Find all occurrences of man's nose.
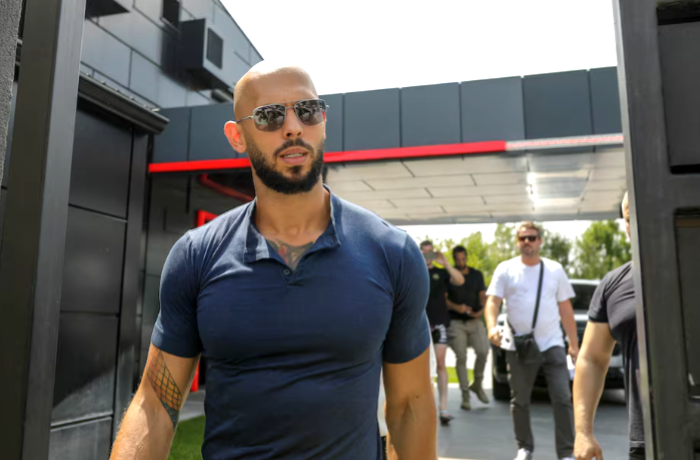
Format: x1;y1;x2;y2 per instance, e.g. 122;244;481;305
281;106;303;139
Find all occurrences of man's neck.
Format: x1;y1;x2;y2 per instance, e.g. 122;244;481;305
520;254;541;267
458;266;469;274
254;181;330;240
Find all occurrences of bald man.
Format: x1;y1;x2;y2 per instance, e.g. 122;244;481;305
110;63;437;460
573;192;645;460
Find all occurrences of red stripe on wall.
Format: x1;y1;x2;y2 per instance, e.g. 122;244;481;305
148;140;507;173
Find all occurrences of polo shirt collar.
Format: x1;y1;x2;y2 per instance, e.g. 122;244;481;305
244;185;342;264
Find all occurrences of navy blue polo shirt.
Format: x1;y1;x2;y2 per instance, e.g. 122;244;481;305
152;188;430;460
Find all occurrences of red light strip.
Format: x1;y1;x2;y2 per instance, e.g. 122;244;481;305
506;134;623;151
198;174;254;202
148;140;507;174
196;210;219;227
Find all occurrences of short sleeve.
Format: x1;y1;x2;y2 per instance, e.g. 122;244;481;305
151;233;203;357
555;267;576;302
588;277;609;323
486;262;508;298
383;234;431;364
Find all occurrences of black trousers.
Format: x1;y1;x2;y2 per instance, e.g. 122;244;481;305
629;447;645;460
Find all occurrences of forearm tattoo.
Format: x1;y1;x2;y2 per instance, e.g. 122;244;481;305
267;239;313;270
147;349;183;429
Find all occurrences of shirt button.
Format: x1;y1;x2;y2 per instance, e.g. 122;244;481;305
283;269;291;275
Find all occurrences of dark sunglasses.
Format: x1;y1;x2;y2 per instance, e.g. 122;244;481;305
235;99;328;132
519;236;538;243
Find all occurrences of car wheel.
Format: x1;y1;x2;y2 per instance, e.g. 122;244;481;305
493;377;511;401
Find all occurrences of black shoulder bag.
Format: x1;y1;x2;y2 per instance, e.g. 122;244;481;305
510;261;545;363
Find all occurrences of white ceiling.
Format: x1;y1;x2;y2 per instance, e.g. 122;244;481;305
326;147;627;225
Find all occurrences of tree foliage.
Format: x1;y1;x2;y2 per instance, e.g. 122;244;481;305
571;220;631;280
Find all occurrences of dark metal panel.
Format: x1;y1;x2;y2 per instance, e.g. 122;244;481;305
62;206;126;314
129;52;187;108
52;313;118;424
152;107;191;163
658;22;700;170
49;418;112;460
589;67;622;134
0;188;6;252
98;9;167;67
523;70;593;139
401;83;461;147
70;108;132;218
81;19;131;87
189;103;236;160
0;0;86;457
344;88;400;151
319;93;343;152
78;73;168;134
614;0;700;457
112;133;147;439
676;217;700;399
460;77;525;142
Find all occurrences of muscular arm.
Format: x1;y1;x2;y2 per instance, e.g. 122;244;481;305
558;299;579;355
485;295;502;332
384;347;437;460
443;263;465;286
573;323;616;440
110;345;199;460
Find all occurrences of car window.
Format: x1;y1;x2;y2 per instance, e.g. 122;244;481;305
571;283;597;311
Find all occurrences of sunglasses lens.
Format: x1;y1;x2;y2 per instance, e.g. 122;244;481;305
253;105;286;132
294;100;326;126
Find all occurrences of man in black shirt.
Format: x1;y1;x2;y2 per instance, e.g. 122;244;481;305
573;193;645;460
445;245;489;410
420;240;465;425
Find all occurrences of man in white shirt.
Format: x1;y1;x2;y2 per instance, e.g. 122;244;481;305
485;222;579;460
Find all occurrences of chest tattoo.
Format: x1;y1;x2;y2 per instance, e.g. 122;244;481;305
267;239;314;270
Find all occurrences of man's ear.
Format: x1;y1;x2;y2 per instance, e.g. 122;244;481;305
224;121;247;154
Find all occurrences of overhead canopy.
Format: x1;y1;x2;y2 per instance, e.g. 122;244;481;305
326;140;626;225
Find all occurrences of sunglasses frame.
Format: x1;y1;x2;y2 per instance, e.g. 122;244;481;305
518;235;539;243
235;99;329;131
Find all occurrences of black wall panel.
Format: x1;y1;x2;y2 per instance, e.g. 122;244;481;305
659;23;700;169
320;93;343;153
523;70;593;139
401;83;461;147
344;88;400;151
52;314;118;424
70;109;132;219
61;207;126;314
0;189;5;253
189;103;237;161
152;107;191;163
589;67;622;134
49;417;112;460
461;77;525;142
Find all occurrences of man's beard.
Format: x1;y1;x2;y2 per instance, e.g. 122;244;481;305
246;137;325;195
520;246;538;256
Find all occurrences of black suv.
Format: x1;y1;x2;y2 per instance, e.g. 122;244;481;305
491;279;625;401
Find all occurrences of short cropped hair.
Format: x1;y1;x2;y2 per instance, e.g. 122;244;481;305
419;240;433;249
452;245;467;259
517;221;542;239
